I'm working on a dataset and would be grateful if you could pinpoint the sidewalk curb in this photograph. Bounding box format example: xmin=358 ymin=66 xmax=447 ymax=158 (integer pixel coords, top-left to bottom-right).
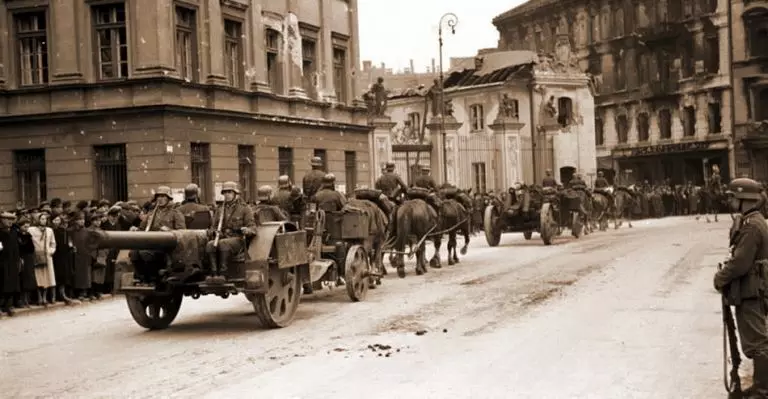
xmin=0 ymin=294 xmax=120 ymax=320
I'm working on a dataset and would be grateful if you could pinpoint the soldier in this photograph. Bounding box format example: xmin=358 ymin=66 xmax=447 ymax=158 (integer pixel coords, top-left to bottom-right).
xmin=412 ymin=165 xmax=437 ymax=191
xmin=273 ymin=175 xmax=304 ymax=218
xmin=568 ymin=173 xmax=587 ymax=189
xmin=177 ymin=183 xmax=212 ymax=228
xmin=314 ymin=174 xmax=347 ymax=212
xmin=594 ymin=171 xmax=609 ymax=189
xmin=302 ymin=156 xmax=326 ymax=200
xmin=714 ymin=177 xmax=768 ymax=398
xmin=253 ymin=185 xmax=289 ymax=224
xmin=542 ymin=169 xmax=557 ymax=188
xmin=134 ymin=186 xmax=186 ymax=232
xmin=375 ymin=161 xmax=408 ymax=202
xmin=205 ymin=182 xmax=257 ymax=282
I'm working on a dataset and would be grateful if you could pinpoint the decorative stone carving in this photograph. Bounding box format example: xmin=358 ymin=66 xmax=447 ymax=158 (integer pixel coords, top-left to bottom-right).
xmin=444 ymin=99 xmax=454 ymax=117
xmin=507 ymin=135 xmax=519 ymax=166
xmin=364 ymin=77 xmax=388 ymax=117
xmin=425 ymin=78 xmax=444 ymax=117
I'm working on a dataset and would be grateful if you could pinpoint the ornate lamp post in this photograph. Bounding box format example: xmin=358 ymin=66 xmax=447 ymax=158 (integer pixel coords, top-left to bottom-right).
xmin=438 ymin=12 xmax=458 ymax=183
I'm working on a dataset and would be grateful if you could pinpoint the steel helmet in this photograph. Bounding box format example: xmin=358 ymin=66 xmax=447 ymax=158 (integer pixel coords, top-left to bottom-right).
xmin=154 ymin=186 xmax=172 ymax=198
xmin=277 ymin=175 xmax=291 ymax=188
xmin=220 ymin=181 xmax=240 ymax=194
xmin=727 ymin=178 xmax=763 ymax=201
xmin=310 ymin=156 xmax=323 ymax=167
xmin=184 ymin=183 xmax=200 ymax=197
xmin=322 ymin=173 xmax=336 ymax=184
xmin=257 ymin=185 xmax=273 ymax=201
xmin=385 ymin=161 xmax=395 ymax=170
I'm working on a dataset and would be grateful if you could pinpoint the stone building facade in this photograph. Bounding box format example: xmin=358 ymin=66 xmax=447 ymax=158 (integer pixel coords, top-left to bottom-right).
xmin=494 ymin=0 xmax=733 ymax=185
xmin=0 ymin=0 xmax=370 ymax=209
xmin=383 ymin=48 xmax=597 ymax=192
xmin=732 ymin=0 xmax=768 ymax=180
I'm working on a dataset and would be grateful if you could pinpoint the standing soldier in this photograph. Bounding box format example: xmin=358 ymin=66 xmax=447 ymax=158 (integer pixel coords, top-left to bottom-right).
xmin=302 ymin=156 xmax=326 ymax=200
xmin=205 ymin=182 xmax=256 ymax=283
xmin=714 ymin=177 xmax=768 ymax=398
xmin=314 ymin=174 xmax=347 ymax=212
xmin=412 ymin=165 xmax=437 ymax=191
xmin=375 ymin=161 xmax=408 ymax=202
xmin=253 ymin=185 xmax=289 ymax=224
xmin=177 ymin=183 xmax=212 ymax=228
xmin=542 ymin=169 xmax=557 ymax=188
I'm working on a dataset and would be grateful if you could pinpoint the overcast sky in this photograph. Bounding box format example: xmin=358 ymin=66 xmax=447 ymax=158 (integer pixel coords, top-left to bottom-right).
xmin=357 ymin=0 xmax=525 ymax=73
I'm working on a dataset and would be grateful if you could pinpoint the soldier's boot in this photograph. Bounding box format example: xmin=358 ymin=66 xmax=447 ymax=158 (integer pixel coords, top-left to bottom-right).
xmin=745 ymin=357 xmax=768 ymax=398
xmin=218 ymin=255 xmax=229 ymax=279
xmin=205 ymin=253 xmax=225 ymax=283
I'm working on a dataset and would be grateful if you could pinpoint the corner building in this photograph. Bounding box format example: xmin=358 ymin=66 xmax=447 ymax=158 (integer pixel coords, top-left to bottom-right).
xmin=494 ymin=0 xmax=733 ymax=185
xmin=0 ymin=0 xmax=370 ymax=209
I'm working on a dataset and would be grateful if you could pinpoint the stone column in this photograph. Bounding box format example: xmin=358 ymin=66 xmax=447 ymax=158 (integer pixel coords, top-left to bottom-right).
xmin=426 ymin=115 xmax=462 ymax=185
xmin=131 ymin=0 xmax=174 ymax=77
xmin=320 ymin=0 xmax=336 ymax=102
xmin=248 ymin=3 xmax=270 ymax=92
xmin=203 ymin=0 xmax=227 ymax=84
xmin=489 ymin=117 xmax=526 ymax=189
xmin=370 ymin=116 xmax=395 ymax=185
xmin=50 ymin=0 xmax=83 ymax=83
xmin=348 ymin=0 xmax=362 ymax=106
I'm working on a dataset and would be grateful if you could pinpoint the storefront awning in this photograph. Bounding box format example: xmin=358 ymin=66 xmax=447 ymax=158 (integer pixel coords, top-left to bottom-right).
xmin=597 ymin=156 xmax=613 ymax=169
xmin=611 ymin=139 xmax=728 ymax=158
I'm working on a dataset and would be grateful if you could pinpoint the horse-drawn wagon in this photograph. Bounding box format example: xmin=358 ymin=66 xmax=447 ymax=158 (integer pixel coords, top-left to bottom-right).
xmin=96 ymin=202 xmax=382 ymax=331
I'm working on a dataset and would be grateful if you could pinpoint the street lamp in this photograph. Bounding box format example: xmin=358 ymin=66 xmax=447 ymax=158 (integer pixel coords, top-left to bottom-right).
xmin=438 ymin=12 xmax=458 ymax=183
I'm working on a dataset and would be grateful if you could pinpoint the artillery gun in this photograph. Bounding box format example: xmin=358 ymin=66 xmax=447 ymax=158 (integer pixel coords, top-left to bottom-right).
xmin=483 ymin=185 xmax=543 ymax=245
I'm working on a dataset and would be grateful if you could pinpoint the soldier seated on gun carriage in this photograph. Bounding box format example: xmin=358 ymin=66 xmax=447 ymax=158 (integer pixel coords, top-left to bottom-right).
xmin=204 ymin=181 xmax=257 ymax=284
xmin=314 ymin=174 xmax=347 ymax=213
xmin=177 ymin=183 xmax=213 ymax=229
xmin=505 ymin=183 xmax=533 ymax=213
xmin=274 ymin=175 xmax=305 ymax=224
xmin=252 ymin=185 xmax=290 ymax=224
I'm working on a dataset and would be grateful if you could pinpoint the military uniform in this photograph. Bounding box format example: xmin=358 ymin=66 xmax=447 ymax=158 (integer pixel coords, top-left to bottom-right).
xmin=412 ymin=174 xmax=437 ymax=191
xmin=594 ymin=176 xmax=609 ymax=189
xmin=542 ymin=171 xmax=557 ymax=188
xmin=177 ymin=184 xmax=211 ymax=229
xmin=314 ymin=174 xmax=347 ymax=212
xmin=205 ymin=182 xmax=257 ymax=278
xmin=302 ymin=157 xmax=327 ymax=200
xmin=375 ymin=163 xmax=408 ymax=201
xmin=253 ymin=185 xmax=289 ymax=224
xmin=714 ymin=178 xmax=768 ymax=397
xmin=132 ymin=187 xmax=185 ymax=281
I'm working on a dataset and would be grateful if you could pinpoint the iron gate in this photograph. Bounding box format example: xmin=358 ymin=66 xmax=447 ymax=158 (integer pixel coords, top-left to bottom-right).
xmin=456 ymin=134 xmax=498 ymax=192
xmin=392 ymin=144 xmax=431 ymax=185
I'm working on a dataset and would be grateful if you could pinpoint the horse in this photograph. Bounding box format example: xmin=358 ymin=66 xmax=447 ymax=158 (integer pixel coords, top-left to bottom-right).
xmin=344 ymin=198 xmax=389 ymax=287
xmin=613 ymin=187 xmax=636 ymax=229
xmin=392 ymin=198 xmax=439 ymax=278
xmin=432 ymin=197 xmax=471 ymax=266
xmin=696 ymin=187 xmax=725 ymax=223
xmin=590 ymin=189 xmax=612 ymax=231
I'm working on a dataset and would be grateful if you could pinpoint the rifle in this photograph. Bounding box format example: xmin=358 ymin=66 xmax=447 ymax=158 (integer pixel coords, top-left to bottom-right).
xmin=212 ymin=204 xmax=225 ymax=248
xmin=144 ymin=202 xmax=159 ymax=232
xmin=719 ymin=261 xmax=743 ymax=398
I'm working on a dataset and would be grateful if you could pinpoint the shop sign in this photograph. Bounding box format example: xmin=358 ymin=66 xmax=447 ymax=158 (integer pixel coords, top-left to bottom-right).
xmin=630 ymin=141 xmax=710 ymax=157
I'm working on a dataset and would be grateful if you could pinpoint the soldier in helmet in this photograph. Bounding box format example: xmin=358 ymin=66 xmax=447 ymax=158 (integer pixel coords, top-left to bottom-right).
xmin=253 ymin=185 xmax=289 ymax=224
xmin=302 ymin=156 xmax=326 ymax=200
xmin=375 ymin=161 xmax=408 ymax=202
xmin=542 ymin=169 xmax=558 ymax=188
xmin=593 ymin=170 xmax=614 ymax=209
xmin=129 ymin=186 xmax=185 ymax=282
xmin=273 ymin=175 xmax=304 ymax=219
xmin=568 ymin=172 xmax=587 ymax=189
xmin=177 ymin=183 xmax=212 ymax=228
xmin=314 ymin=174 xmax=347 ymax=212
xmin=412 ymin=165 xmax=437 ymax=191
xmin=205 ymin=181 xmax=257 ymax=282
xmin=714 ymin=177 xmax=768 ymax=398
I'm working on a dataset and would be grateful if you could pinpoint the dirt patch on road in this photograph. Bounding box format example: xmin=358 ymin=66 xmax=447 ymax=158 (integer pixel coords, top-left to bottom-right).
xmin=520 ymin=287 xmax=562 ymax=307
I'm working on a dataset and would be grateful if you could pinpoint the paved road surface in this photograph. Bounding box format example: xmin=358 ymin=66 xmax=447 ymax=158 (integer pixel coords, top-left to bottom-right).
xmin=1 ymin=216 xmax=734 ymax=398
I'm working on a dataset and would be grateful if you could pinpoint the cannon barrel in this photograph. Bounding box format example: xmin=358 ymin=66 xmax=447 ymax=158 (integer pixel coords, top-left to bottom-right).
xmin=87 ymin=230 xmax=181 ymax=251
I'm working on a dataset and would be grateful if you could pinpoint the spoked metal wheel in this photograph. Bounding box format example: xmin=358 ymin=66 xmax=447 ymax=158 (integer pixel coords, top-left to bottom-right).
xmin=126 ymin=294 xmax=183 ymax=330
xmin=345 ymin=245 xmax=370 ymax=302
xmin=540 ymin=203 xmax=555 ymax=246
xmin=252 ymin=266 xmax=301 ymax=328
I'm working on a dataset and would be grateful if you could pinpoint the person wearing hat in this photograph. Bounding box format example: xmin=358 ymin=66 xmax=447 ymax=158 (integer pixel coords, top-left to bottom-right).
xmin=177 ymin=183 xmax=212 ymax=229
xmin=714 ymin=177 xmax=768 ymax=397
xmin=205 ymin=181 xmax=257 ymax=282
xmin=375 ymin=161 xmax=408 ymax=202
xmin=253 ymin=185 xmax=289 ymax=224
xmin=133 ymin=186 xmax=185 ymax=232
xmin=542 ymin=169 xmax=557 ymax=188
xmin=314 ymin=173 xmax=347 ymax=213
xmin=412 ymin=165 xmax=437 ymax=192
xmin=273 ymin=175 xmax=304 ymax=219
xmin=593 ymin=170 xmax=614 ymax=210
xmin=302 ymin=156 xmax=327 ymax=200
xmin=69 ymin=211 xmax=95 ymax=300
xmin=0 ymin=211 xmax=20 ymax=315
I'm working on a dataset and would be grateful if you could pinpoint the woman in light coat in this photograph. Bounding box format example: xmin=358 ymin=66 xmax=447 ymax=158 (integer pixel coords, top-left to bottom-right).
xmin=30 ymin=212 xmax=57 ymax=305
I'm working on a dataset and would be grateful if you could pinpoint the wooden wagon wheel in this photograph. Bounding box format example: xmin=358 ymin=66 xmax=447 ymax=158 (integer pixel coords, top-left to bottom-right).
xmin=252 ymin=265 xmax=301 ymax=328
xmin=126 ymin=293 xmax=183 ymax=330
xmin=345 ymin=245 xmax=370 ymax=302
xmin=483 ymin=205 xmax=502 ymax=247
xmin=539 ymin=203 xmax=555 ymax=246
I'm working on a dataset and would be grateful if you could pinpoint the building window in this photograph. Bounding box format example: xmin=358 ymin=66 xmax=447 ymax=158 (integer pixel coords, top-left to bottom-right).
xmin=313 ymin=148 xmax=327 ymax=171
xmin=616 ymin=114 xmax=629 ymax=143
xmin=278 ymin=147 xmax=294 ymax=182
xmin=14 ymin=11 xmax=49 ymax=86
xmin=302 ymin=37 xmax=317 ymax=97
xmin=224 ymin=19 xmax=243 ymax=88
xmin=190 ymin=143 xmax=211 ymax=203
xmin=704 ymin=34 xmax=719 ymax=74
xmin=333 ymin=47 xmax=348 ymax=103
xmin=344 ymin=151 xmax=357 ymax=193
xmin=471 ymin=162 xmax=487 ymax=194
xmin=94 ymin=144 xmax=128 ymax=202
xmin=92 ymin=3 xmax=128 ymax=80
xmin=613 ymin=7 xmax=624 ymax=37
xmin=708 ymin=91 xmax=723 ymax=134
xmin=680 ymin=41 xmax=694 ymax=78
xmin=469 ymin=104 xmax=485 ymax=131
xmin=266 ymin=29 xmax=282 ymax=92
xmin=238 ymin=145 xmax=255 ymax=203
xmin=613 ymin=53 xmax=626 ymax=91
xmin=174 ymin=6 xmax=197 ymax=82
xmin=659 ymin=109 xmax=672 ymax=139
xmin=14 ymin=149 xmax=46 ymax=207
xmin=595 ymin=117 xmax=604 ymax=146
xmin=557 ymin=97 xmax=573 ymax=126
xmin=747 ymin=13 xmax=768 ymax=58
xmin=683 ymin=106 xmax=696 ymax=136
xmin=637 ymin=112 xmax=650 ymax=142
